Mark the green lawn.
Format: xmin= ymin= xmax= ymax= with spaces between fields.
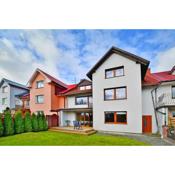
xmin=0 ymin=131 xmax=149 ymax=146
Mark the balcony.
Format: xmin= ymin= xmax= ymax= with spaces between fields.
xmin=156 ymin=93 xmax=175 ymax=109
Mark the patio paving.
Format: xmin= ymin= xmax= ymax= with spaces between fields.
xmin=98 ymin=131 xmax=175 ymax=146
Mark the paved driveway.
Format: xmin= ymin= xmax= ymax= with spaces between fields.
xmin=99 ymin=131 xmax=175 ymax=146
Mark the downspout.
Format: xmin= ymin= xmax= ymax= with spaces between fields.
xmin=151 ymin=85 xmax=159 ymax=132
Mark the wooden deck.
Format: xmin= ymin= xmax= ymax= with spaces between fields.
xmin=49 ymin=126 xmax=97 ymax=135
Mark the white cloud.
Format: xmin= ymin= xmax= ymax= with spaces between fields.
xmin=153 ymin=47 xmax=175 ymax=72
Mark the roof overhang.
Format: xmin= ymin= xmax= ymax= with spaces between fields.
xmin=87 ymin=46 xmax=150 ymax=80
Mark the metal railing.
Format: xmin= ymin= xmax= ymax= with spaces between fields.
xmin=156 ymin=93 xmax=175 ymax=108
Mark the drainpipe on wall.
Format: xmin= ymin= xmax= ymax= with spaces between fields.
xmin=151 ymin=85 xmax=159 ymax=133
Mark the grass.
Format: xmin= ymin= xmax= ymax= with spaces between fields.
xmin=0 ymin=131 xmax=149 ymax=146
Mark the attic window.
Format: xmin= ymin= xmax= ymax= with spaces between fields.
xmin=36 ymin=80 xmax=44 ymax=88
xmin=2 ymin=86 xmax=8 ymax=93
xmin=80 ymin=85 xmax=92 ymax=91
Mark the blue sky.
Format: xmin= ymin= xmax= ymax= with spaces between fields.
xmin=0 ymin=29 xmax=175 ymax=85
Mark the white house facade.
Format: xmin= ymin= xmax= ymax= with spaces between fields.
xmin=0 ymin=78 xmax=29 ymax=113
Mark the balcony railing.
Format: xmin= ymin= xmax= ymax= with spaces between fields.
xmin=156 ymin=93 xmax=175 ymax=108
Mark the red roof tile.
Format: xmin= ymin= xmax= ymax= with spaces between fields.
xmin=143 ymin=67 xmax=175 ymax=86
xmin=59 ymin=84 xmax=77 ymax=94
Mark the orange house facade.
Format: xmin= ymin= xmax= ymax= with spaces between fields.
xmin=28 ymin=69 xmax=69 ymax=127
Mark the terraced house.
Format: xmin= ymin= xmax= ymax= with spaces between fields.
xmin=1 ymin=46 xmax=175 ymax=137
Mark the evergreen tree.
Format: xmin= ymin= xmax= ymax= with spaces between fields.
xmin=41 ymin=112 xmax=48 ymax=131
xmin=31 ymin=113 xmax=38 ymax=132
xmin=24 ymin=112 xmax=32 ymax=132
xmin=14 ymin=110 xmax=24 ymax=134
xmin=4 ymin=111 xmax=14 ymax=136
xmin=0 ymin=114 xmax=4 ymax=136
xmin=38 ymin=112 xmax=44 ymax=131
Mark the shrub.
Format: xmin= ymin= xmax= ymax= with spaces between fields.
xmin=38 ymin=112 xmax=44 ymax=131
xmin=41 ymin=112 xmax=48 ymax=131
xmin=4 ymin=111 xmax=14 ymax=136
xmin=24 ymin=112 xmax=32 ymax=132
xmin=0 ymin=114 xmax=4 ymax=136
xmin=31 ymin=113 xmax=38 ymax=132
xmin=14 ymin=110 xmax=24 ymax=134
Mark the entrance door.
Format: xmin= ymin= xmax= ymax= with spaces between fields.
xmin=51 ymin=114 xmax=59 ymax=127
xmin=142 ymin=115 xmax=152 ymax=133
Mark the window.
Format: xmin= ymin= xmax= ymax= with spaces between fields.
xmin=80 ymin=85 xmax=92 ymax=90
xmin=116 ymin=87 xmax=126 ymax=99
xmin=36 ymin=80 xmax=44 ymax=88
xmin=104 ymin=87 xmax=126 ymax=100
xmin=35 ymin=95 xmax=44 ymax=104
xmin=105 ymin=66 xmax=124 ymax=79
xmin=104 ymin=112 xmax=115 ymax=123
xmin=105 ymin=111 xmax=127 ymax=124
xmin=116 ymin=112 xmax=127 ymax=123
xmin=2 ymin=98 xmax=7 ymax=105
xmin=86 ymin=85 xmax=91 ymax=90
xmin=105 ymin=70 xmax=114 ymax=78
xmin=2 ymin=86 xmax=8 ymax=93
xmin=172 ymin=112 xmax=175 ymax=118
xmin=104 ymin=89 xmax=114 ymax=100
xmin=172 ymin=86 xmax=175 ymax=98
xmin=75 ymin=96 xmax=88 ymax=105
xmin=36 ymin=111 xmax=44 ymax=115
xmin=80 ymin=86 xmax=86 ymax=90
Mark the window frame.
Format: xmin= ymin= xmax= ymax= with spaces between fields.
xmin=2 ymin=86 xmax=8 ymax=93
xmin=75 ymin=96 xmax=89 ymax=105
xmin=35 ymin=95 xmax=44 ymax=104
xmin=36 ymin=80 xmax=44 ymax=89
xmin=105 ymin=66 xmax=124 ymax=79
xmin=172 ymin=86 xmax=175 ymax=99
xmin=2 ymin=97 xmax=7 ymax=105
xmin=79 ymin=85 xmax=92 ymax=91
xmin=104 ymin=111 xmax=127 ymax=124
xmin=104 ymin=86 xmax=127 ymax=101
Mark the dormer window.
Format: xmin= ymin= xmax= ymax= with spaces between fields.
xmin=80 ymin=85 xmax=92 ymax=91
xmin=105 ymin=66 xmax=124 ymax=79
xmin=36 ymin=80 xmax=44 ymax=88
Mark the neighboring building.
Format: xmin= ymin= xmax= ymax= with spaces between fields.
xmin=142 ymin=66 xmax=175 ymax=135
xmin=27 ymin=68 xmax=74 ymax=127
xmin=0 ymin=78 xmax=29 ymax=113
xmin=15 ymin=92 xmax=30 ymax=114
xmin=58 ymin=79 xmax=93 ymax=127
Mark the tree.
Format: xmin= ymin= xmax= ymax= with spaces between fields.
xmin=14 ymin=110 xmax=24 ymax=134
xmin=0 ymin=114 xmax=4 ymax=136
xmin=38 ymin=112 xmax=44 ymax=131
xmin=4 ymin=111 xmax=14 ymax=136
xmin=41 ymin=112 xmax=48 ymax=131
xmin=31 ymin=113 xmax=38 ymax=132
xmin=24 ymin=112 xmax=32 ymax=132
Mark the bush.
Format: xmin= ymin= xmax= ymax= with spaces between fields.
xmin=14 ymin=111 xmax=24 ymax=134
xmin=41 ymin=112 xmax=48 ymax=131
xmin=4 ymin=111 xmax=14 ymax=136
xmin=38 ymin=112 xmax=44 ymax=131
xmin=32 ymin=113 xmax=38 ymax=132
xmin=24 ymin=112 xmax=32 ymax=132
xmin=0 ymin=114 xmax=4 ymax=136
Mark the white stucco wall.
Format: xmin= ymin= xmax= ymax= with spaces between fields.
xmin=92 ymin=53 xmax=143 ymax=133
xmin=0 ymin=82 xmax=10 ymax=112
xmin=142 ymin=86 xmax=158 ymax=133
xmin=59 ymin=111 xmax=76 ymax=126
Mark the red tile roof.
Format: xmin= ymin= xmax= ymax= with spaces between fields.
xmin=143 ymin=67 xmax=175 ymax=86
xmin=60 ymin=84 xmax=77 ymax=94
